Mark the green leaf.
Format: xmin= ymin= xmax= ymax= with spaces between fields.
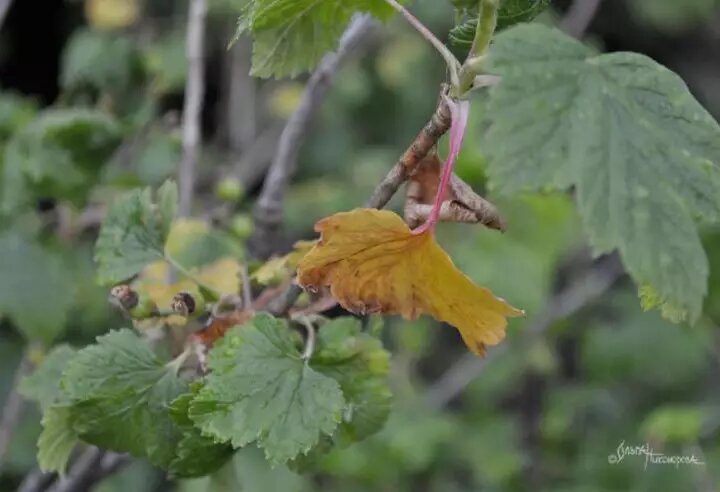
xmin=37 ymin=405 xmax=78 ymax=475
xmin=189 ymin=313 xmax=345 ymax=463
xmin=20 ymin=345 xmax=77 ymax=410
xmin=238 ymin=0 xmax=396 ymax=78
xmin=1 ymin=109 xmax=122 ymax=212
xmin=485 ymin=24 xmax=720 ymax=322
xmin=61 ymin=329 xmax=188 ymax=467
xmin=449 ymin=0 xmax=550 ymax=48
xmin=168 ymin=390 xmax=235 ymax=478
xmin=94 ymin=181 xmax=176 ymax=285
xmin=312 ymin=317 xmax=392 ymax=444
xmin=0 ymin=233 xmax=74 ymax=343
xmin=61 ymin=27 xmax=141 ymax=94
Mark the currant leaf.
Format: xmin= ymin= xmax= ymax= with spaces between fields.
xmin=189 ymin=313 xmax=345 ymax=463
xmin=485 ymin=24 xmax=720 ymax=321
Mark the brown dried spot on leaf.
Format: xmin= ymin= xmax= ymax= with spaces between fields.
xmin=297 ymin=209 xmax=523 ymax=356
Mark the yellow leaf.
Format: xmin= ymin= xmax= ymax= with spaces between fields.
xmin=85 ymin=0 xmax=138 ymax=31
xmin=297 ymin=209 xmax=523 ymax=356
xmin=134 ymin=257 xmax=242 ymax=325
xmin=252 ymin=240 xmax=316 ymax=286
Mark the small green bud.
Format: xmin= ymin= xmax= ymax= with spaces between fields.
xmin=229 ymin=214 xmax=254 ymax=239
xmin=215 ymin=178 xmax=245 ymax=202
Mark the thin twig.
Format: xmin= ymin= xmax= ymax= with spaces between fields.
xmin=300 ymin=318 xmax=316 ymax=360
xmin=424 ymin=256 xmax=624 ymax=411
xmin=0 ymin=0 xmax=13 ymax=32
xmin=36 ymin=448 xmax=131 ymax=492
xmin=0 ymin=349 xmax=32 ymax=472
xmin=178 ymin=0 xmax=208 ymax=217
xmin=560 ymin=0 xmax=603 ymax=38
xmin=366 ymin=92 xmax=452 ymax=209
xmin=250 ymin=14 xmax=378 ymax=259
xmin=240 ymin=263 xmax=252 ymax=308
xmin=384 ymin=0 xmax=461 ymax=87
xmin=17 ymin=468 xmax=56 ymax=492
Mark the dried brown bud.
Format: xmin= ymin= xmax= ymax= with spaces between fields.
xmin=171 ymin=292 xmax=197 ymax=317
xmin=110 ymin=284 xmax=139 ymax=311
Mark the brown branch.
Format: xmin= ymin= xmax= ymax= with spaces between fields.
xmin=366 ymin=93 xmax=452 ymax=209
xmin=0 ymin=350 xmax=31 ymax=472
xmin=178 ymin=0 xmax=208 ymax=217
xmin=249 ymin=14 xmax=378 ymax=259
xmin=21 ymin=448 xmax=132 ymax=492
xmin=424 ymin=255 xmax=624 ymax=411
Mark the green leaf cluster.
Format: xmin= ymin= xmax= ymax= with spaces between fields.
xmin=30 ymin=314 xmax=391 ymax=475
xmin=34 ymin=329 xmax=233 ymax=477
xmin=1 ymin=109 xmax=122 ymax=213
xmin=189 ymin=313 xmax=392 ymax=464
xmin=484 ymin=24 xmax=720 ymax=322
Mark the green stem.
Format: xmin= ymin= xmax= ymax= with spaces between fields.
xmin=165 ymin=255 xmax=222 ymax=301
xmin=456 ymin=0 xmax=500 ymax=96
xmin=384 ymin=0 xmax=461 ymax=88
xmin=469 ymin=0 xmax=499 ymax=59
xmin=166 ymin=347 xmax=192 ymax=374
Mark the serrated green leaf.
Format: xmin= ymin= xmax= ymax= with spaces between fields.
xmin=312 ymin=317 xmax=392 ymax=444
xmin=94 ymin=184 xmax=175 ymax=285
xmin=168 ymin=390 xmax=235 ymax=478
xmin=485 ymin=24 xmax=720 ymax=321
xmin=20 ymin=345 xmax=77 ymax=410
xmin=449 ymin=0 xmax=550 ymax=47
xmin=0 ymin=233 xmax=74 ymax=343
xmin=61 ymin=329 xmax=188 ymax=468
xmin=37 ymin=405 xmax=78 ymax=475
xmin=189 ymin=313 xmax=345 ymax=463
xmin=239 ymin=0 xmax=396 ymax=78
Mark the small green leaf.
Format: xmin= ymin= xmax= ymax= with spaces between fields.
xmin=189 ymin=313 xmax=345 ymax=463
xmin=20 ymin=345 xmax=77 ymax=410
xmin=0 ymin=233 xmax=74 ymax=343
xmin=168 ymin=390 xmax=235 ymax=478
xmin=61 ymin=329 xmax=188 ymax=467
xmin=312 ymin=317 xmax=392 ymax=444
xmin=37 ymin=405 xmax=78 ymax=475
xmin=485 ymin=24 xmax=720 ymax=321
xmin=239 ymin=0 xmax=396 ymax=78
xmin=94 ymin=183 xmax=176 ymax=285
